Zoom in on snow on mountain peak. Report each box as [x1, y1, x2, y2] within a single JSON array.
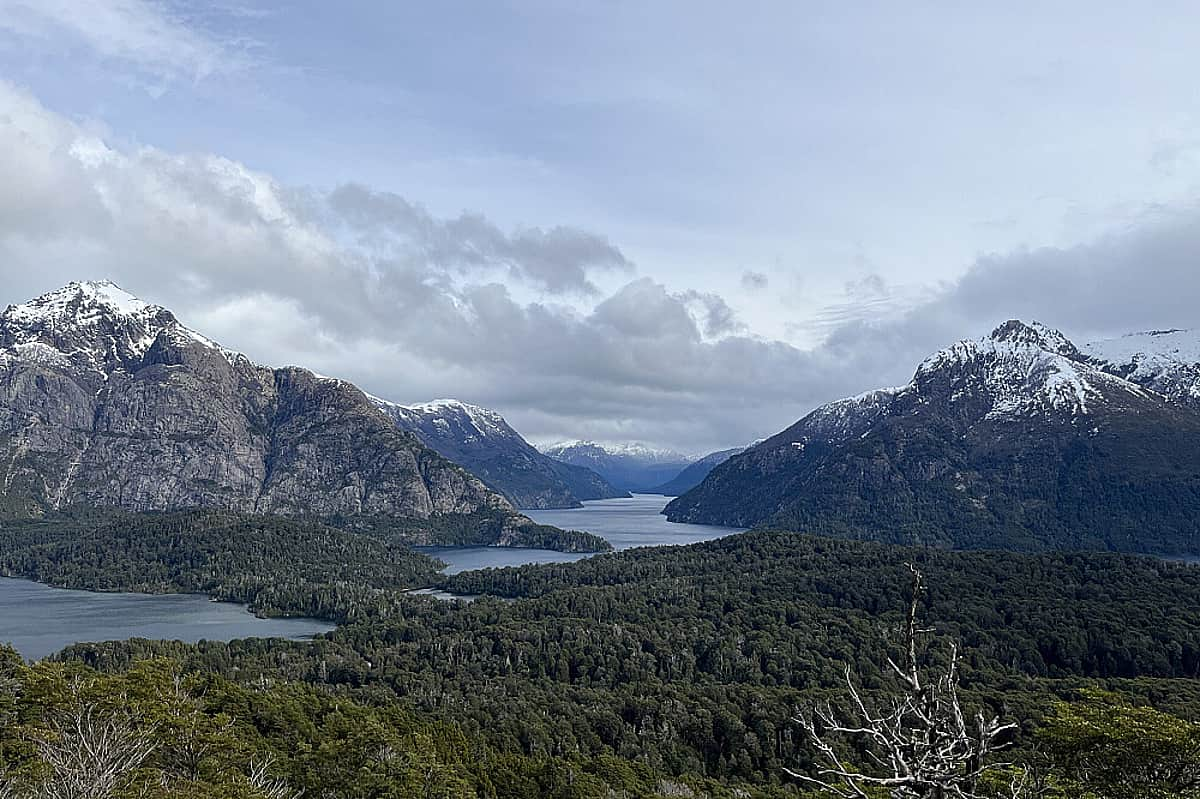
[[988, 319, 1080, 358], [544, 440, 691, 462], [370, 396, 514, 442], [1, 281, 238, 371], [75, 280, 150, 314], [1084, 328, 1200, 368], [4, 280, 157, 326], [909, 320, 1139, 420], [1083, 328, 1200, 403], [408, 399, 509, 437]]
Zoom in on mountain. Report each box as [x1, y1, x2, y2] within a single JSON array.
[[0, 281, 591, 548], [651, 447, 744, 496], [665, 320, 1200, 555], [372, 398, 627, 508], [1082, 328, 1200, 407], [542, 441, 693, 493]]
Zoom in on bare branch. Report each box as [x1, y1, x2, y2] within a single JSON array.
[[786, 565, 1027, 799]]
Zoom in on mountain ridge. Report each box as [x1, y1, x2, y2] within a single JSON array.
[[372, 397, 628, 508], [542, 440, 693, 493], [0, 281, 597, 549], [651, 447, 745, 496], [665, 319, 1200, 555]]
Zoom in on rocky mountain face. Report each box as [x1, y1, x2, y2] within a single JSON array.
[[651, 448, 744, 496], [542, 441, 693, 493], [372, 398, 626, 509], [665, 320, 1200, 555], [0, 282, 512, 528]]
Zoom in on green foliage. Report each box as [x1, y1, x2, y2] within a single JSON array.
[[0, 647, 748, 798], [344, 509, 612, 552], [52, 529, 1200, 788], [9, 509, 1200, 794], [0, 508, 444, 622], [1038, 690, 1200, 798]]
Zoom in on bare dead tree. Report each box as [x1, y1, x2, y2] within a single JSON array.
[[27, 703, 157, 799], [786, 565, 1023, 799], [247, 756, 303, 799]]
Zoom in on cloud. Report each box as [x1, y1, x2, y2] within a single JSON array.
[[740, 270, 768, 290], [2, 80, 1200, 453], [0, 0, 257, 84], [0, 81, 828, 450], [326, 183, 631, 295], [812, 205, 1200, 395]]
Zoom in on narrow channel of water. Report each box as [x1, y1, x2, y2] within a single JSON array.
[[421, 493, 745, 574]]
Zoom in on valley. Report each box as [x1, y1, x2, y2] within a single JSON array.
[[423, 493, 745, 573], [2, 12, 1196, 795], [4, 284, 1200, 797]]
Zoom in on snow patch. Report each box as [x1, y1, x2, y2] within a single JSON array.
[[1, 281, 247, 371]]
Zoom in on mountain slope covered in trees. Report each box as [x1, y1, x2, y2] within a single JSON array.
[[666, 321, 1200, 555], [652, 448, 744, 495]]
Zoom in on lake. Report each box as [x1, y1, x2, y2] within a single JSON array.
[[421, 493, 745, 574], [0, 495, 739, 658], [0, 578, 334, 661]]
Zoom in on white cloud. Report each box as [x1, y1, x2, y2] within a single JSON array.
[[0, 0, 254, 83], [3, 79, 1200, 453]]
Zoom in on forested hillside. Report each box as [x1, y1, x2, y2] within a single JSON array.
[[0, 509, 606, 624], [667, 322, 1200, 556], [48, 529, 1200, 792]]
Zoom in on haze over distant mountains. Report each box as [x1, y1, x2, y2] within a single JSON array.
[[667, 321, 1200, 555], [373, 398, 627, 509], [651, 448, 745, 496], [541, 441, 694, 493]]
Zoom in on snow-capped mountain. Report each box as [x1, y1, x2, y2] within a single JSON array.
[[666, 320, 1200, 555], [542, 441, 693, 492], [1083, 328, 1200, 406], [0, 281, 523, 534], [372, 398, 627, 509], [651, 447, 745, 496], [0, 280, 241, 379]]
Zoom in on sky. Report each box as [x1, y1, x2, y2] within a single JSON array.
[[1, 1, 1199, 454]]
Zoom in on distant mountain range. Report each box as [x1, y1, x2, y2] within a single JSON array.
[[373, 398, 627, 509], [666, 320, 1200, 555], [651, 448, 744, 496], [0, 281, 602, 550], [542, 441, 693, 493]]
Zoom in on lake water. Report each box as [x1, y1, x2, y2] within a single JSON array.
[[0, 495, 740, 658], [0, 578, 334, 661], [422, 493, 745, 574]]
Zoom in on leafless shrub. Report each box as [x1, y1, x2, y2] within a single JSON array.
[[787, 565, 1024, 799], [248, 755, 302, 799], [25, 703, 156, 799]]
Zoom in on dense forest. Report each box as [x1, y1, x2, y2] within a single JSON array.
[[0, 509, 443, 621], [5, 646, 1199, 797], [0, 647, 739, 798], [0, 508, 607, 622], [21, 525, 1200, 795], [338, 508, 611, 553]]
